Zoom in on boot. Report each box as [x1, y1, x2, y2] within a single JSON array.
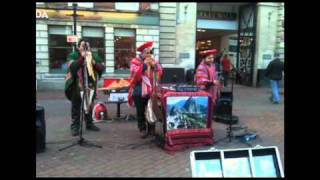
[[86, 123, 100, 131], [85, 114, 100, 131], [70, 120, 79, 136], [147, 124, 156, 136], [140, 130, 148, 139], [71, 127, 79, 136]]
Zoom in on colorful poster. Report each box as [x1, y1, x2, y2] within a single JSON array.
[[166, 96, 208, 130]]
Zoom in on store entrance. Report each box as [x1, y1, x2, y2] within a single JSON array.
[[195, 29, 238, 69]]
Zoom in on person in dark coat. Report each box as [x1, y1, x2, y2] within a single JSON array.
[[265, 56, 284, 104]]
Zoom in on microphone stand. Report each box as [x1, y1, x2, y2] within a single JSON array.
[[214, 68, 252, 147], [59, 48, 102, 151]]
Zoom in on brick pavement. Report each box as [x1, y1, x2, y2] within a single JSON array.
[[36, 84, 284, 177]]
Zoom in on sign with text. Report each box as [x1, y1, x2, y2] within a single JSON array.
[[67, 35, 79, 43], [197, 11, 237, 21], [36, 9, 48, 19], [108, 93, 128, 102]]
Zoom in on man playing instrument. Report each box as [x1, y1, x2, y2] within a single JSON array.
[[195, 49, 222, 110], [65, 39, 105, 136], [128, 41, 163, 139]]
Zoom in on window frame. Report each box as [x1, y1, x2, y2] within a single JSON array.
[[115, 2, 140, 12], [113, 28, 136, 74], [81, 26, 106, 73], [48, 25, 73, 74]]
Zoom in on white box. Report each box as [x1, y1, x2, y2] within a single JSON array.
[[190, 146, 284, 178]]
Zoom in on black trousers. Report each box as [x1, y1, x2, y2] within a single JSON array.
[[133, 95, 149, 132], [222, 71, 230, 87], [71, 90, 93, 129]]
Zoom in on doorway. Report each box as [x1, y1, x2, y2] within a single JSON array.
[[195, 29, 238, 69]]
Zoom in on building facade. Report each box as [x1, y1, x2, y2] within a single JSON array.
[[36, 2, 284, 90]]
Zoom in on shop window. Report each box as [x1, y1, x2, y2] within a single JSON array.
[[139, 3, 159, 11], [94, 2, 115, 10], [115, 3, 139, 11], [67, 2, 94, 8], [82, 27, 105, 73], [48, 25, 73, 74], [114, 28, 136, 73], [150, 3, 159, 11], [140, 3, 151, 11], [47, 2, 68, 9]]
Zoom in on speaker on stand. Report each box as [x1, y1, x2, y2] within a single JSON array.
[[36, 105, 46, 153]]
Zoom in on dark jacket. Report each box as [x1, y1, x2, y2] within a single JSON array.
[[265, 58, 284, 80]]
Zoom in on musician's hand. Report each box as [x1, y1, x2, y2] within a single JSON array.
[[144, 58, 151, 66], [214, 80, 223, 87], [150, 60, 156, 67], [145, 57, 155, 67], [92, 59, 96, 65], [213, 80, 218, 85], [80, 50, 86, 57]]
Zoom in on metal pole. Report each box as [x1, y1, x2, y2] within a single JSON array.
[[72, 3, 77, 51]]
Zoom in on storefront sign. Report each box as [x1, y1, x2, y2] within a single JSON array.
[[67, 35, 79, 43], [36, 9, 48, 19], [35, 8, 158, 25], [197, 11, 236, 21]]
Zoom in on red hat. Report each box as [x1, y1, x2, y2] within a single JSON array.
[[199, 49, 218, 57], [137, 41, 153, 52]]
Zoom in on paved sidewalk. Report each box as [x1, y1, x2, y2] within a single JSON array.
[[36, 84, 284, 177]]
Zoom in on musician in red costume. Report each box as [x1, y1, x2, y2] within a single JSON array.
[[128, 41, 163, 138], [195, 49, 222, 110]]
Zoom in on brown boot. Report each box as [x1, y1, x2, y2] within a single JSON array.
[[140, 130, 148, 139], [148, 124, 156, 136]]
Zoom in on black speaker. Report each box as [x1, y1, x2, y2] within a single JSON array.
[[161, 68, 185, 83], [215, 97, 232, 116], [36, 105, 46, 153], [185, 69, 195, 84], [220, 89, 233, 101]]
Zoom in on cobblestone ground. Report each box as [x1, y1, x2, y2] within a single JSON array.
[[36, 84, 284, 177]]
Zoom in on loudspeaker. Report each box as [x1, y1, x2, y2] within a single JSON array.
[[36, 105, 46, 153], [215, 98, 232, 116], [220, 89, 233, 101], [161, 68, 185, 83], [185, 69, 195, 84]]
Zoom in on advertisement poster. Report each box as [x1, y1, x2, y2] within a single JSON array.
[[166, 96, 208, 130]]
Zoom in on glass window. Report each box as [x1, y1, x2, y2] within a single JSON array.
[[150, 3, 159, 11], [82, 27, 105, 72], [140, 3, 151, 11], [67, 2, 94, 8], [115, 3, 139, 11], [140, 3, 159, 11], [48, 25, 73, 74], [47, 2, 68, 9], [114, 28, 136, 72], [94, 2, 115, 10]]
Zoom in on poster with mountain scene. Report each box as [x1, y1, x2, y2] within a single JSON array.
[[166, 96, 208, 130]]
